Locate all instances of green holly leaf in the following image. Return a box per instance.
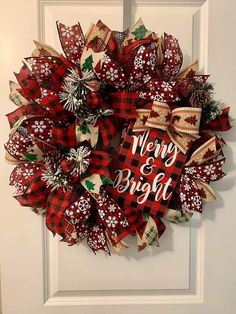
[82,55,94,72]
[131,25,147,40]
[79,121,91,134]
[85,179,95,191]
[101,175,113,185]
[24,153,38,161]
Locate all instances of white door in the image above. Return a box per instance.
[0,0,235,313]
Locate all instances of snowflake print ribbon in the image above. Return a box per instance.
[133,101,202,153]
[179,137,226,213]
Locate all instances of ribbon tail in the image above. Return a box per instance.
[46,188,73,236]
[168,128,199,154]
[57,21,84,67]
[167,208,193,223]
[96,189,129,246]
[60,191,94,245]
[179,175,203,213]
[186,136,221,166]
[195,179,216,202]
[87,223,110,255]
[60,216,79,246]
[136,215,159,252]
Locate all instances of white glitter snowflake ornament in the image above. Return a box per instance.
[42,165,70,192]
[59,68,95,113]
[66,146,91,175]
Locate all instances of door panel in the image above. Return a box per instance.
[41,0,204,303]
[0,0,235,313]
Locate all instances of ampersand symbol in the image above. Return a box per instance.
[140,157,156,176]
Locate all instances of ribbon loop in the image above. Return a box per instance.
[111,91,138,119]
[179,137,226,214]
[89,150,112,177]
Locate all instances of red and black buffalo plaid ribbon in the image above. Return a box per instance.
[51,55,73,90]
[86,92,102,109]
[89,150,112,177]
[205,107,231,132]
[40,94,73,122]
[85,91,138,146]
[46,188,73,236]
[15,63,41,100]
[97,117,117,147]
[86,91,138,119]
[111,91,138,119]
[115,208,143,242]
[52,123,77,147]
[6,103,47,128]
[14,168,50,208]
[82,92,117,147]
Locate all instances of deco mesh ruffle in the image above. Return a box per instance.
[5,18,231,254]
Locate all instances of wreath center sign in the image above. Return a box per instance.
[113,130,178,204]
[112,127,186,208]
[5,18,231,254]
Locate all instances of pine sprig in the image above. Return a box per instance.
[41,166,71,192]
[200,83,214,92]
[202,100,221,122]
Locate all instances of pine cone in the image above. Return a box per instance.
[189,90,211,108]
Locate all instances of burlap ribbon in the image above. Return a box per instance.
[133,101,202,153]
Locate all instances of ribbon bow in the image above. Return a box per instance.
[133,101,202,153]
[179,136,226,214]
[47,188,128,254]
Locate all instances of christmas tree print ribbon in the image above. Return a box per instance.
[166,209,193,224]
[133,101,202,153]
[179,136,226,213]
[122,18,156,47]
[136,214,166,252]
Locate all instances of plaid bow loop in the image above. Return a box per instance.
[111,91,138,119]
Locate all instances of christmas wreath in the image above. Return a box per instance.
[5,19,231,254]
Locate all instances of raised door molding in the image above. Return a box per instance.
[38,0,208,306]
